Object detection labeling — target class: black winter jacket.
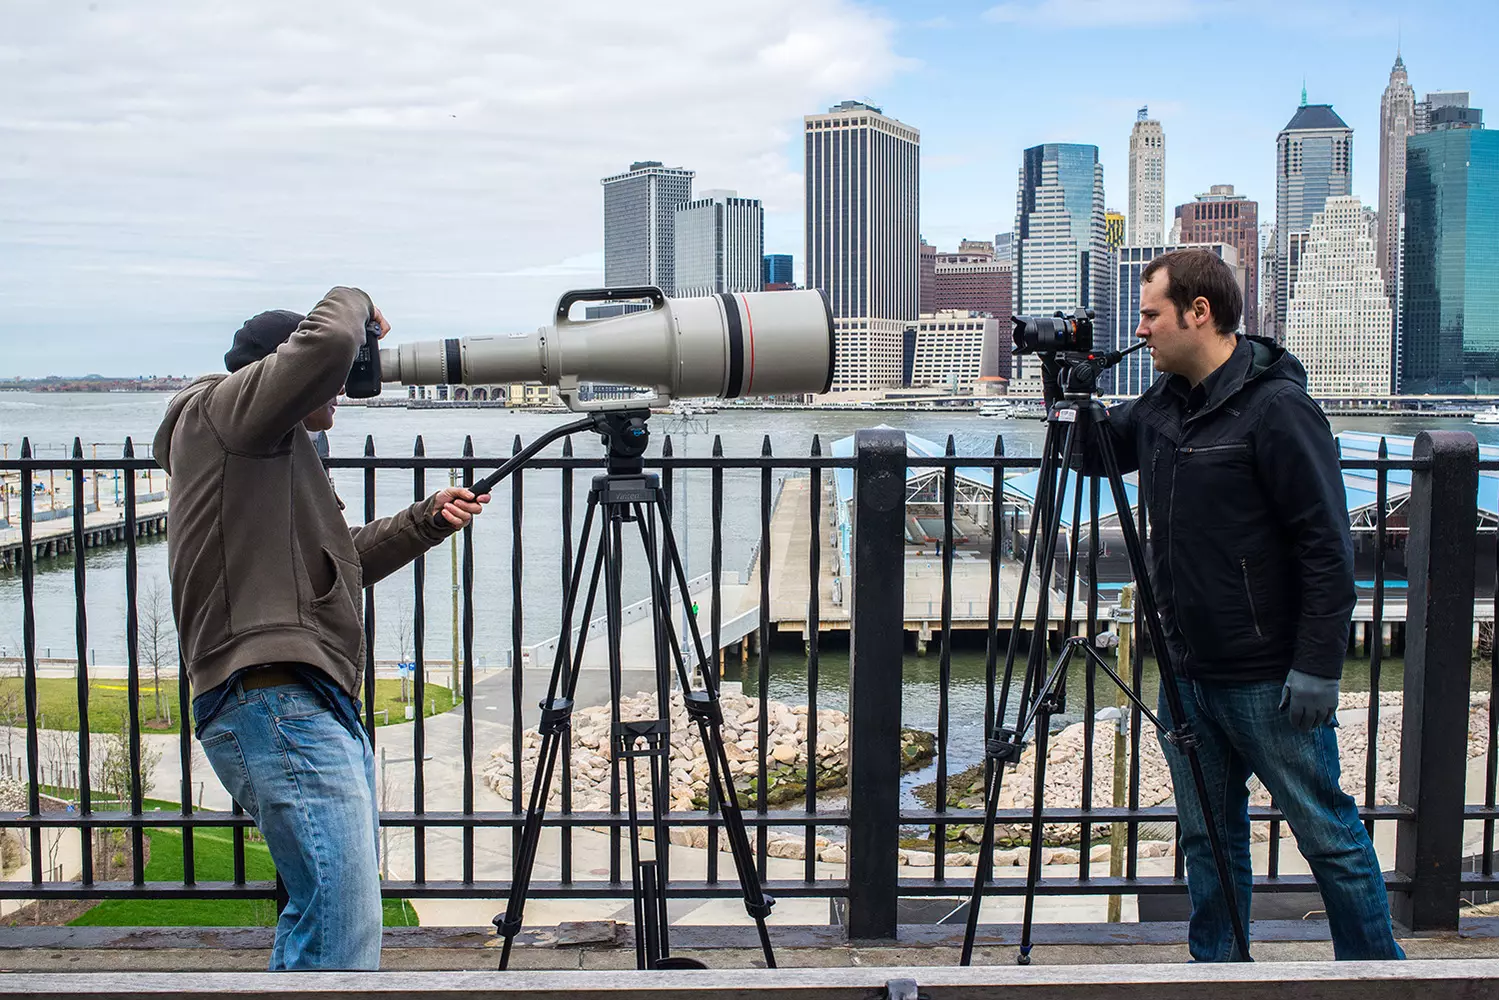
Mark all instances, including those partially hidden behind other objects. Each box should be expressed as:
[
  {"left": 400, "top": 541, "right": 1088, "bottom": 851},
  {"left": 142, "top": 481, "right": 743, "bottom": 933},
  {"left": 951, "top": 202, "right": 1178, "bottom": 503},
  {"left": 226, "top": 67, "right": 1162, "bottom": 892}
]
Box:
[{"left": 1085, "top": 335, "right": 1354, "bottom": 683}]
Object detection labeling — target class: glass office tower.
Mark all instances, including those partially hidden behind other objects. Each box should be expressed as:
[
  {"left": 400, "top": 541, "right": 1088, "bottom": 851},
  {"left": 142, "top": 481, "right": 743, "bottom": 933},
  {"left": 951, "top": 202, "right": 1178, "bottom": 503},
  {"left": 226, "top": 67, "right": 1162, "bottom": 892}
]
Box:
[{"left": 1401, "top": 127, "right": 1499, "bottom": 394}]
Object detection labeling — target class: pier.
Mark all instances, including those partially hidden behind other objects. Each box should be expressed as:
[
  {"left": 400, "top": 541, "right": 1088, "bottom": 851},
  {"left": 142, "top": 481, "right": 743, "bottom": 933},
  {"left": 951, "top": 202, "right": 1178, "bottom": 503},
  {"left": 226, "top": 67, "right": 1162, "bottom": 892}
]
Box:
[{"left": 0, "top": 468, "right": 168, "bottom": 570}]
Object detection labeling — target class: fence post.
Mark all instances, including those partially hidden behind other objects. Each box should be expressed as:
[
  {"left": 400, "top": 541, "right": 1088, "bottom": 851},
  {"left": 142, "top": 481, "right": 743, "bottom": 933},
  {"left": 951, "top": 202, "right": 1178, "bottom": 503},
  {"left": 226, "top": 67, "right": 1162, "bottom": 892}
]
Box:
[
  {"left": 847, "top": 428, "right": 906, "bottom": 940},
  {"left": 1394, "top": 430, "right": 1479, "bottom": 931}
]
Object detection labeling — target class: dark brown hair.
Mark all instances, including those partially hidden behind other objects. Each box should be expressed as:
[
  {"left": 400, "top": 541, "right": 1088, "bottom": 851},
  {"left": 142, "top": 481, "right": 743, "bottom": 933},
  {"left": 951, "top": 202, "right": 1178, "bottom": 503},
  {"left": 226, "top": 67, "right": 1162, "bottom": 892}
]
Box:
[{"left": 1141, "top": 248, "right": 1242, "bottom": 335}]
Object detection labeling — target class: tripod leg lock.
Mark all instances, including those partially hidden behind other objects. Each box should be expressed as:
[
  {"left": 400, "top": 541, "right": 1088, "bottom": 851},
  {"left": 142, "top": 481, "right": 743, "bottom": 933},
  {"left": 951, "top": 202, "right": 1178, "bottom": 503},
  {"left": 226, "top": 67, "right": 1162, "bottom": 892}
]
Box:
[
  {"left": 1164, "top": 725, "right": 1202, "bottom": 750},
  {"left": 538, "top": 697, "right": 574, "bottom": 736},
  {"left": 682, "top": 690, "right": 723, "bottom": 725},
  {"left": 985, "top": 727, "right": 1024, "bottom": 765},
  {"left": 744, "top": 893, "right": 776, "bottom": 920}
]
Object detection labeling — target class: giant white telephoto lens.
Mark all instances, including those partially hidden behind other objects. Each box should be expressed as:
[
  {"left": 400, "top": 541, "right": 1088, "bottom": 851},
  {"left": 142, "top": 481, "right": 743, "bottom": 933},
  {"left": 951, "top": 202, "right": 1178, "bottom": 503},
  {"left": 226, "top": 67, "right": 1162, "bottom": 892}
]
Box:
[{"left": 375, "top": 286, "right": 835, "bottom": 410}]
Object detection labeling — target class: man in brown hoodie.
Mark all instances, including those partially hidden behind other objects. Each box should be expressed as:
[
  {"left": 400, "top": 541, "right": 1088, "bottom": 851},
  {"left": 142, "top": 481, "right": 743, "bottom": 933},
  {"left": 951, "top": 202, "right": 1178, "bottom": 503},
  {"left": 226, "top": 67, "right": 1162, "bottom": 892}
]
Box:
[{"left": 155, "top": 287, "right": 488, "bottom": 970}]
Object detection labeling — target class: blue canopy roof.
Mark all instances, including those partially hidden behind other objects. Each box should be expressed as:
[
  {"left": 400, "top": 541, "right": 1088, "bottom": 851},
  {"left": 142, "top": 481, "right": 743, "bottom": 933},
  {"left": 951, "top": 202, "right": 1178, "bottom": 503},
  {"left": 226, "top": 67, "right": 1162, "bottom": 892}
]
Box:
[{"left": 1336, "top": 431, "right": 1499, "bottom": 519}]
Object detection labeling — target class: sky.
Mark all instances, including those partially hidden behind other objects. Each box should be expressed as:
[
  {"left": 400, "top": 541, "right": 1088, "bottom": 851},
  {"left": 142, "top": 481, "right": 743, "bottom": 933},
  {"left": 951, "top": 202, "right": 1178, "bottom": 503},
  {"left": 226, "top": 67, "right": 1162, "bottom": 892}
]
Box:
[{"left": 2, "top": 0, "right": 1495, "bottom": 377}]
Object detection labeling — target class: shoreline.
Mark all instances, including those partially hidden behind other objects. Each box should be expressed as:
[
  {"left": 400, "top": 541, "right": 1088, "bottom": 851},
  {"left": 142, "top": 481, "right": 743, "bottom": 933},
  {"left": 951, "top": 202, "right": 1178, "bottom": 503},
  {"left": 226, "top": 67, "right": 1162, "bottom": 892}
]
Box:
[{"left": 331, "top": 399, "right": 1499, "bottom": 419}]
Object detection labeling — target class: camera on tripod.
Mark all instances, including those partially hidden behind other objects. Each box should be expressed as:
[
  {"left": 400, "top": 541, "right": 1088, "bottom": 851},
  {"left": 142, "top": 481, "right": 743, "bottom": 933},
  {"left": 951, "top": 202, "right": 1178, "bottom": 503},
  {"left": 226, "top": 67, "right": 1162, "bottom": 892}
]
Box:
[
  {"left": 1010, "top": 308, "right": 1138, "bottom": 398},
  {"left": 1011, "top": 308, "right": 1095, "bottom": 355}
]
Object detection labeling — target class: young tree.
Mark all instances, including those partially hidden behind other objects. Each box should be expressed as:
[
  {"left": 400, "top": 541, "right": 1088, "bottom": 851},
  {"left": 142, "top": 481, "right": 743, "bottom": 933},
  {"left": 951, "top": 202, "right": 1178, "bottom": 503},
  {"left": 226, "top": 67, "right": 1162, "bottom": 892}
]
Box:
[
  {"left": 392, "top": 596, "right": 412, "bottom": 705},
  {"left": 90, "top": 712, "right": 162, "bottom": 881},
  {"left": 138, "top": 576, "right": 177, "bottom": 724}
]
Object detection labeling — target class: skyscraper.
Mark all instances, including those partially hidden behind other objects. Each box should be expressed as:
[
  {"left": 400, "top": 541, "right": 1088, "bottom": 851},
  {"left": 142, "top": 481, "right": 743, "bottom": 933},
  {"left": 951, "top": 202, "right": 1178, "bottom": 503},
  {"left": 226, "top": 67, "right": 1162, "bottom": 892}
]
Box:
[
  {"left": 1014, "top": 143, "right": 1108, "bottom": 394},
  {"left": 1128, "top": 109, "right": 1166, "bottom": 245},
  {"left": 805, "top": 100, "right": 920, "bottom": 390},
  {"left": 601, "top": 161, "right": 695, "bottom": 295},
  {"left": 1378, "top": 55, "right": 1415, "bottom": 326},
  {"left": 1175, "top": 185, "right": 1260, "bottom": 336},
  {"left": 1105, "top": 209, "right": 1126, "bottom": 251},
  {"left": 762, "top": 253, "right": 794, "bottom": 288},
  {"left": 1284, "top": 196, "right": 1392, "bottom": 397},
  {"left": 1402, "top": 116, "right": 1499, "bottom": 394},
  {"left": 673, "top": 190, "right": 764, "bottom": 298},
  {"left": 1270, "top": 94, "right": 1352, "bottom": 340}
]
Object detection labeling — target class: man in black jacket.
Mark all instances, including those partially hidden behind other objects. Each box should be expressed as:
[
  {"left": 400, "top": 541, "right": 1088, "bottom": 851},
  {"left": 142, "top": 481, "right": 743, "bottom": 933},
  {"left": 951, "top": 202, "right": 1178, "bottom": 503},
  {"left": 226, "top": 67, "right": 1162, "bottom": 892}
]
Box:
[{"left": 1082, "top": 247, "right": 1402, "bottom": 961}]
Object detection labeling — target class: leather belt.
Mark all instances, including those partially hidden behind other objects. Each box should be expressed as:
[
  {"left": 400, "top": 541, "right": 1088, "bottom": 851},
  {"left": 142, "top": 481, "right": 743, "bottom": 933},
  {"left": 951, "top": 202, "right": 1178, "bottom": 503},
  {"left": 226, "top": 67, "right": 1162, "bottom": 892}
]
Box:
[{"left": 240, "top": 664, "right": 304, "bottom": 690}]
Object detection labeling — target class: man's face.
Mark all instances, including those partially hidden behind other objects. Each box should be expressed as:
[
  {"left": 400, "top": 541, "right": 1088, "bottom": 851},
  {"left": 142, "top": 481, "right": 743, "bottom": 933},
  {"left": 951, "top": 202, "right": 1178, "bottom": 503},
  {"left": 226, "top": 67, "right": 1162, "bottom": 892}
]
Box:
[
  {"left": 303, "top": 396, "right": 337, "bottom": 432},
  {"left": 1135, "top": 270, "right": 1194, "bottom": 375}
]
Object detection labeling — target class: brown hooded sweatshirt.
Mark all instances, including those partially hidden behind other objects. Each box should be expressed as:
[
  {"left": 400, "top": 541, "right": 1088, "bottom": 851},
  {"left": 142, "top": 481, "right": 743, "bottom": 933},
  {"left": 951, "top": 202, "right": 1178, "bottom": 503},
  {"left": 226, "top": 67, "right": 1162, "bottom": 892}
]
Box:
[{"left": 154, "top": 286, "right": 452, "bottom": 700}]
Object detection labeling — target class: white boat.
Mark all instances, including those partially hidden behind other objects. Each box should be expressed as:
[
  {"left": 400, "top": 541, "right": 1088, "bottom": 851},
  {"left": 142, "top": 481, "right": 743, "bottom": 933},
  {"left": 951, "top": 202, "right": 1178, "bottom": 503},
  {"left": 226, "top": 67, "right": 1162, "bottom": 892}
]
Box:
[
  {"left": 977, "top": 400, "right": 1014, "bottom": 418},
  {"left": 1473, "top": 406, "right": 1499, "bottom": 425}
]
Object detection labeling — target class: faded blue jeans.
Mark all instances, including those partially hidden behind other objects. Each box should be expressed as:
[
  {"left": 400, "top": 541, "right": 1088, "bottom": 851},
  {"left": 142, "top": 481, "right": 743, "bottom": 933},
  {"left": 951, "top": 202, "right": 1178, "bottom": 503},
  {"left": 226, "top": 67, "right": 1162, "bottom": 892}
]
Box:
[
  {"left": 198, "top": 679, "right": 382, "bottom": 970},
  {"left": 1157, "top": 675, "right": 1404, "bottom": 962}
]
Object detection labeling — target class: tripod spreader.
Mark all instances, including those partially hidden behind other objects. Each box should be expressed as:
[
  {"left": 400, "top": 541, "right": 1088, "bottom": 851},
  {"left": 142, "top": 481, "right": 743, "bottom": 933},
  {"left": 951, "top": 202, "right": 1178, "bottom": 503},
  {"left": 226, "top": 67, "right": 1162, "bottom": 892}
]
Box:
[{"left": 984, "top": 728, "right": 1024, "bottom": 766}]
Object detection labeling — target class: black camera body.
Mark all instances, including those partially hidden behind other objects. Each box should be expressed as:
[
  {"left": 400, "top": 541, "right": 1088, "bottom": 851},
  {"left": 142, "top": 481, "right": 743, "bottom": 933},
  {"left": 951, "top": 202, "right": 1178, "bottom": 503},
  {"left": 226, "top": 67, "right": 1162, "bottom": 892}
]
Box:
[
  {"left": 1011, "top": 309, "right": 1095, "bottom": 355},
  {"left": 344, "top": 318, "right": 384, "bottom": 399}
]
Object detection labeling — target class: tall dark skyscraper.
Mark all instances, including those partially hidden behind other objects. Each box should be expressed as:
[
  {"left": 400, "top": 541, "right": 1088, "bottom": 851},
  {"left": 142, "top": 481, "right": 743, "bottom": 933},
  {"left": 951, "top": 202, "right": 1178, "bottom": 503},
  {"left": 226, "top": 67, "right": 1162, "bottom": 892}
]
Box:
[
  {"left": 804, "top": 100, "right": 920, "bottom": 390},
  {"left": 1270, "top": 96, "right": 1352, "bottom": 340},
  {"left": 1401, "top": 115, "right": 1499, "bottom": 394}
]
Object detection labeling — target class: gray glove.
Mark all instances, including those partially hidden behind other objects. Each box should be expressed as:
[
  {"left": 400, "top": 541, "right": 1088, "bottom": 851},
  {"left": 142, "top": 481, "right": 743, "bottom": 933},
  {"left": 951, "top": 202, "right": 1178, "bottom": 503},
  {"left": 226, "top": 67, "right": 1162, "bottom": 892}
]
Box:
[{"left": 1279, "top": 669, "right": 1339, "bottom": 731}]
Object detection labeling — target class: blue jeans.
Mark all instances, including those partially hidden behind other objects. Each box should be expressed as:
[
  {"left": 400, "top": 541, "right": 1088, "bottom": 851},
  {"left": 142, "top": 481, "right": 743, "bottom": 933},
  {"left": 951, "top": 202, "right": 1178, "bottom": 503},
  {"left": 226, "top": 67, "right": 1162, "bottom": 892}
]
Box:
[
  {"left": 198, "top": 679, "right": 382, "bottom": 970},
  {"left": 1156, "top": 675, "right": 1404, "bottom": 962}
]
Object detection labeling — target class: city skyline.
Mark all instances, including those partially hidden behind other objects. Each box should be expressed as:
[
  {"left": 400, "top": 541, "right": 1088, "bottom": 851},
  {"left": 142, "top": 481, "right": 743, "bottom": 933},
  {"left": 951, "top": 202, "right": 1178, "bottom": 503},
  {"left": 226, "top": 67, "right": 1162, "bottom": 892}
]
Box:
[{"left": 1, "top": 0, "right": 1495, "bottom": 376}]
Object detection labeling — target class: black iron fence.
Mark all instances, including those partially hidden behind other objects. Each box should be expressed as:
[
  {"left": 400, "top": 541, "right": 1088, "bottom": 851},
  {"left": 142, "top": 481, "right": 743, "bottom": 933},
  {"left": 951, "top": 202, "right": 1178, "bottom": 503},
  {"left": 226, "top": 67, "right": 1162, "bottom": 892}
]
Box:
[{"left": 0, "top": 428, "right": 1492, "bottom": 940}]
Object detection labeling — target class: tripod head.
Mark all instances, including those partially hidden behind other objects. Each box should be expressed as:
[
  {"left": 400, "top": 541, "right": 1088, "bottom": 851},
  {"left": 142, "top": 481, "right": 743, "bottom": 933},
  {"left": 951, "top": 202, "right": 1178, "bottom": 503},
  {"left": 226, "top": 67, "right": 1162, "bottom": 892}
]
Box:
[
  {"left": 1039, "top": 340, "right": 1149, "bottom": 400},
  {"left": 594, "top": 409, "right": 652, "bottom": 475}
]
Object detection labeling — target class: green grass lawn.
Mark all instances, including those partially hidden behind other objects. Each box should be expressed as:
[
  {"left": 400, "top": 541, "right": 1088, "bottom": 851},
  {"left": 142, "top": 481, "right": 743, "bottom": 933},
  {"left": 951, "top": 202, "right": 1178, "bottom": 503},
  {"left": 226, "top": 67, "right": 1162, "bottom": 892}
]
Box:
[
  {"left": 0, "top": 677, "right": 459, "bottom": 735},
  {"left": 69, "top": 822, "right": 418, "bottom": 928}
]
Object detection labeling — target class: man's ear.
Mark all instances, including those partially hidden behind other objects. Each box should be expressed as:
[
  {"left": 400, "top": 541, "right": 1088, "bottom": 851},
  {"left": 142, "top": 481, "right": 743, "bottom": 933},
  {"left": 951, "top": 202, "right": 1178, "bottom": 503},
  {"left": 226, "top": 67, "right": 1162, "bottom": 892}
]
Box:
[{"left": 1190, "top": 296, "right": 1213, "bottom": 330}]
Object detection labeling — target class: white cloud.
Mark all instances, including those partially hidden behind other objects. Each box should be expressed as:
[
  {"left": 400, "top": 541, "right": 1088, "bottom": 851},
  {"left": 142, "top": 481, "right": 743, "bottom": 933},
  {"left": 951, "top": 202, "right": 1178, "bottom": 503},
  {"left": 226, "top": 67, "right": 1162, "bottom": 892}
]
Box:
[{"left": 0, "top": 0, "right": 912, "bottom": 374}]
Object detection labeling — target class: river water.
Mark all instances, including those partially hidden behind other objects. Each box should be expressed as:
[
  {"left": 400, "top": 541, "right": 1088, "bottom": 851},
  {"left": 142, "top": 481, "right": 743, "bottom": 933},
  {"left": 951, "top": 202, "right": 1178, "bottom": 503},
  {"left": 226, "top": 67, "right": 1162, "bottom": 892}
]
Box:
[{"left": 2, "top": 392, "right": 1495, "bottom": 787}]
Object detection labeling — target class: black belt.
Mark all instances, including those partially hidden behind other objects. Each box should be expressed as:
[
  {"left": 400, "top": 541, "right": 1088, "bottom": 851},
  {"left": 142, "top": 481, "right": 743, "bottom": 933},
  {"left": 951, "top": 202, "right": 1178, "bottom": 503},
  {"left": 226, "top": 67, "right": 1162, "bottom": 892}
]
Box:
[{"left": 240, "top": 664, "right": 304, "bottom": 690}]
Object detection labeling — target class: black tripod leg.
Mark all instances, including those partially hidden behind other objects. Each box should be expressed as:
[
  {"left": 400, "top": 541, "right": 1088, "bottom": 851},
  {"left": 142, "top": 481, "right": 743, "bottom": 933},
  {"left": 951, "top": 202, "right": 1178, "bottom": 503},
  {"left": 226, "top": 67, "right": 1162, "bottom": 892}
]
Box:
[
  {"left": 959, "top": 728, "right": 1012, "bottom": 966},
  {"left": 1018, "top": 419, "right": 1081, "bottom": 722},
  {"left": 639, "top": 500, "right": 778, "bottom": 968},
  {"left": 495, "top": 497, "right": 601, "bottom": 970},
  {"left": 995, "top": 416, "right": 1062, "bottom": 728},
  {"left": 959, "top": 626, "right": 1079, "bottom": 965},
  {"left": 1095, "top": 429, "right": 1252, "bottom": 962},
  {"left": 622, "top": 736, "right": 649, "bottom": 968},
  {"left": 641, "top": 505, "right": 676, "bottom": 959},
  {"left": 1017, "top": 697, "right": 1057, "bottom": 966},
  {"left": 604, "top": 511, "right": 627, "bottom": 884}
]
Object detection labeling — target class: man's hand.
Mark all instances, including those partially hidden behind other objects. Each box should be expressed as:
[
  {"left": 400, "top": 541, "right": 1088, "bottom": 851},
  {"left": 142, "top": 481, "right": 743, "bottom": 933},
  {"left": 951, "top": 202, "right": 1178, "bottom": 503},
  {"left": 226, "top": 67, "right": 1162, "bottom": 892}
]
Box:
[
  {"left": 1279, "top": 669, "right": 1339, "bottom": 731},
  {"left": 370, "top": 304, "right": 391, "bottom": 339},
  {"left": 430, "top": 487, "right": 490, "bottom": 529}
]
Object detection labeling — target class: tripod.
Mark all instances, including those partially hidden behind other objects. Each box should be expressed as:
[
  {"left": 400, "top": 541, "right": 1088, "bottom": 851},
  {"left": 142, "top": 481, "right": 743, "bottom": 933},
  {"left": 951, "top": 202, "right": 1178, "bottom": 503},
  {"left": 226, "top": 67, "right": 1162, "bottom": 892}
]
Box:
[
  {"left": 490, "top": 410, "right": 776, "bottom": 971},
  {"left": 958, "top": 351, "right": 1251, "bottom": 965}
]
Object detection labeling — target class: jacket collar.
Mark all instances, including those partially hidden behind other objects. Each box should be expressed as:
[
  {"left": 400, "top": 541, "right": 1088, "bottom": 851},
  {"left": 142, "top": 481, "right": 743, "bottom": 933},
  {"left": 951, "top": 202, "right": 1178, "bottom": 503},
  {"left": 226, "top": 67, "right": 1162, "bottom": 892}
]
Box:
[{"left": 1163, "top": 335, "right": 1255, "bottom": 423}]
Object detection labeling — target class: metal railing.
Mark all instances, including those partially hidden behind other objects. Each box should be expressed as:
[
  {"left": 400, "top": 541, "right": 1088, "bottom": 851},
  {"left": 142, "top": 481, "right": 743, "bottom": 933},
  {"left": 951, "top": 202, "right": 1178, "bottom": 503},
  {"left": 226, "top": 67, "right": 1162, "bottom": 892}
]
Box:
[{"left": 0, "top": 429, "right": 1490, "bottom": 941}]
